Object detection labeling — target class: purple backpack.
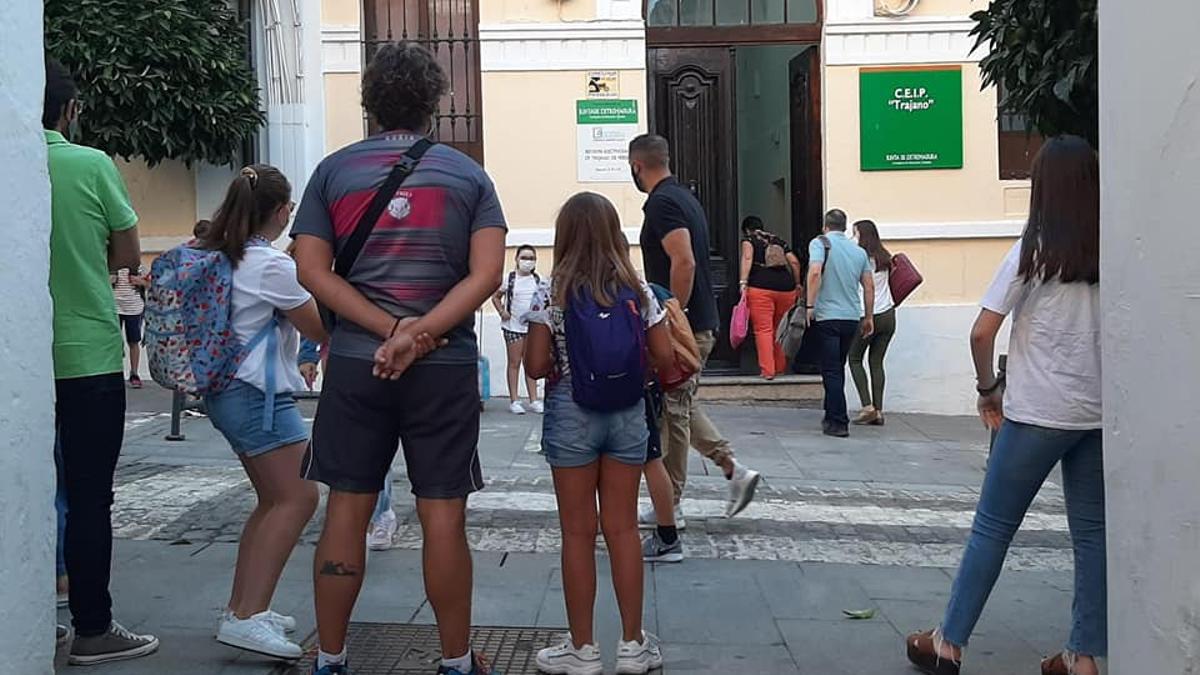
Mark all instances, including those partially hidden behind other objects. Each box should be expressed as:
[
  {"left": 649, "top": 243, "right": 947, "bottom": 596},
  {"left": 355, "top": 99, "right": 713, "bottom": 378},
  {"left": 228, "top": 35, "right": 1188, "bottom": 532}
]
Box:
[
  {"left": 563, "top": 286, "right": 647, "bottom": 412},
  {"left": 145, "top": 245, "right": 274, "bottom": 397}
]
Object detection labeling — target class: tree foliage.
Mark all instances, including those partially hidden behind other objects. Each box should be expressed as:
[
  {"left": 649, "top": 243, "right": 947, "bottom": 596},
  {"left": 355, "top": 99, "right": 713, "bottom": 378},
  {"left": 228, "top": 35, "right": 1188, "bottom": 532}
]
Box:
[
  {"left": 45, "top": 0, "right": 264, "bottom": 166},
  {"left": 970, "top": 0, "right": 1098, "bottom": 147}
]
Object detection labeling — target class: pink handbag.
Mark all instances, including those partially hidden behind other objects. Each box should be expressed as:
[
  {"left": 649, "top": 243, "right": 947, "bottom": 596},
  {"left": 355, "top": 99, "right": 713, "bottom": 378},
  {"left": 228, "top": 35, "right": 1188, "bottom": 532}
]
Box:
[{"left": 730, "top": 292, "right": 750, "bottom": 350}]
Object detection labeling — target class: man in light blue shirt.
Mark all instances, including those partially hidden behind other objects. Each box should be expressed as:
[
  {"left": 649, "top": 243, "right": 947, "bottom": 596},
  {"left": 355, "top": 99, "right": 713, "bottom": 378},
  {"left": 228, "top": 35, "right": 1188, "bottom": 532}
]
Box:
[{"left": 806, "top": 209, "right": 875, "bottom": 437}]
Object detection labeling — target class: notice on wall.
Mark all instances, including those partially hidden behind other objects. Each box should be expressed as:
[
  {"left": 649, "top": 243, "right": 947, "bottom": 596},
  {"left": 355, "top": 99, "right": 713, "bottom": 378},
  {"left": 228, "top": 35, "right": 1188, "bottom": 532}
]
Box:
[
  {"left": 586, "top": 70, "right": 620, "bottom": 99},
  {"left": 577, "top": 99, "right": 639, "bottom": 183},
  {"left": 859, "top": 66, "right": 963, "bottom": 171}
]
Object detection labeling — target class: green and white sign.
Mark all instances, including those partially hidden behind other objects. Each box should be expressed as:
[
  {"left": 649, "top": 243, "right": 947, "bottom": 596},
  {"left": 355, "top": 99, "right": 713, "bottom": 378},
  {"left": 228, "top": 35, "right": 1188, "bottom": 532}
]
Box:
[
  {"left": 577, "top": 99, "right": 639, "bottom": 183},
  {"left": 859, "top": 66, "right": 963, "bottom": 171}
]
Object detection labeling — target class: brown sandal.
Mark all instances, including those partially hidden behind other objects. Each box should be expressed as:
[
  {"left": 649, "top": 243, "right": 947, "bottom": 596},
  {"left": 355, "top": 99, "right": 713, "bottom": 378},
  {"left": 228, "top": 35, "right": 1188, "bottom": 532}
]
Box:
[
  {"left": 1042, "top": 651, "right": 1090, "bottom": 675},
  {"left": 906, "top": 629, "right": 961, "bottom": 675}
]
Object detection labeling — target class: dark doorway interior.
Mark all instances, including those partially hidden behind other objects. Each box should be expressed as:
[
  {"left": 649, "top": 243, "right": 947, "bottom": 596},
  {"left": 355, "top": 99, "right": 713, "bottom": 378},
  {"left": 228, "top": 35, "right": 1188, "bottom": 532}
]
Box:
[{"left": 648, "top": 43, "right": 822, "bottom": 374}]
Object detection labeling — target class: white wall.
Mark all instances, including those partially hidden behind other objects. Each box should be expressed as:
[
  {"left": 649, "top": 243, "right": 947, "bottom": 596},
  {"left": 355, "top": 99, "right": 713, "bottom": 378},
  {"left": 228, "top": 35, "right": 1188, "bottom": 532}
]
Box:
[
  {"left": 1100, "top": 0, "right": 1200, "bottom": 671},
  {"left": 0, "top": 0, "right": 57, "bottom": 670}
]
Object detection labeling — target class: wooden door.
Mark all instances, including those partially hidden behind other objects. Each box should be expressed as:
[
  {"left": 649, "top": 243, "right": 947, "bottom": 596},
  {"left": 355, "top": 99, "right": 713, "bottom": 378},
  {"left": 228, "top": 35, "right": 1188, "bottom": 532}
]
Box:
[
  {"left": 789, "top": 45, "right": 822, "bottom": 258},
  {"left": 649, "top": 47, "right": 740, "bottom": 371}
]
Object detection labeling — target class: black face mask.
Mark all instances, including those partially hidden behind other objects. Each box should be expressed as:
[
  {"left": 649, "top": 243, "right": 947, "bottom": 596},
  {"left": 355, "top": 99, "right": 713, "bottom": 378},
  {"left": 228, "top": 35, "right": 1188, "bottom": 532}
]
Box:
[{"left": 631, "top": 165, "right": 645, "bottom": 193}]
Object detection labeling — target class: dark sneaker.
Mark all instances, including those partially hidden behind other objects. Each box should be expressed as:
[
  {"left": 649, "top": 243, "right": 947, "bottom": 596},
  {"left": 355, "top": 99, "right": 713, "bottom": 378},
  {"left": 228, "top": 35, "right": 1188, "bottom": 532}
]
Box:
[
  {"left": 56, "top": 624, "right": 71, "bottom": 648},
  {"left": 314, "top": 664, "right": 354, "bottom": 674},
  {"left": 823, "top": 424, "right": 849, "bottom": 438},
  {"left": 641, "top": 531, "right": 684, "bottom": 563},
  {"left": 436, "top": 651, "right": 499, "bottom": 674},
  {"left": 129, "top": 374, "right": 143, "bottom": 389},
  {"left": 68, "top": 621, "right": 159, "bottom": 665}
]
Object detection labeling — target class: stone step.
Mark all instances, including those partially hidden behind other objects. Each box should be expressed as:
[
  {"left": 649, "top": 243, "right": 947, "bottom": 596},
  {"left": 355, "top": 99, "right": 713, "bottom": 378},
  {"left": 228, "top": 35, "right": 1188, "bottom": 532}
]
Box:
[{"left": 698, "top": 373, "right": 823, "bottom": 405}]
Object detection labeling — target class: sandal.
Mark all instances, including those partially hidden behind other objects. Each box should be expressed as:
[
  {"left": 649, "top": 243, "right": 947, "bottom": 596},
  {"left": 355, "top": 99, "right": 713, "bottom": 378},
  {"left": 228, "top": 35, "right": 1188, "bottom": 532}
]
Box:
[
  {"left": 1042, "top": 650, "right": 1090, "bottom": 675},
  {"left": 906, "top": 629, "right": 961, "bottom": 675}
]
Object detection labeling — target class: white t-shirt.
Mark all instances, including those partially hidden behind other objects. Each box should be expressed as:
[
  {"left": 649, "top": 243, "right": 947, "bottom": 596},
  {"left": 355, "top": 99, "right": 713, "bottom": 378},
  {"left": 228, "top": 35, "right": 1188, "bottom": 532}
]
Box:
[
  {"left": 230, "top": 245, "right": 312, "bottom": 394},
  {"left": 980, "top": 242, "right": 1101, "bottom": 430},
  {"left": 871, "top": 263, "right": 895, "bottom": 315},
  {"left": 113, "top": 266, "right": 147, "bottom": 315},
  {"left": 502, "top": 273, "right": 542, "bottom": 334}
]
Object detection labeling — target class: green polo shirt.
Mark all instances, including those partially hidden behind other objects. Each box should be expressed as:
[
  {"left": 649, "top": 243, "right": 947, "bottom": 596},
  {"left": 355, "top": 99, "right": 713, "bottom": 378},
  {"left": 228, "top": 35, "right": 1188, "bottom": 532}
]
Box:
[{"left": 46, "top": 130, "right": 139, "bottom": 379}]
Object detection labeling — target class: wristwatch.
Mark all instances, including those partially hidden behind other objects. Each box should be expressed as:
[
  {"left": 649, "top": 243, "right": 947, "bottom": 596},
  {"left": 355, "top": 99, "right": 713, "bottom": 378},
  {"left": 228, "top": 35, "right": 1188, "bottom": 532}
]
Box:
[{"left": 976, "top": 375, "right": 1005, "bottom": 395}]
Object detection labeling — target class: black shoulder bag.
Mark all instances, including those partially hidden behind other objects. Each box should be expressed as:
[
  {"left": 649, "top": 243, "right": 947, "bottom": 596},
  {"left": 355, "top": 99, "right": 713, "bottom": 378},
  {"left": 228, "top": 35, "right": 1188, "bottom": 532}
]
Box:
[{"left": 321, "top": 138, "right": 434, "bottom": 330}]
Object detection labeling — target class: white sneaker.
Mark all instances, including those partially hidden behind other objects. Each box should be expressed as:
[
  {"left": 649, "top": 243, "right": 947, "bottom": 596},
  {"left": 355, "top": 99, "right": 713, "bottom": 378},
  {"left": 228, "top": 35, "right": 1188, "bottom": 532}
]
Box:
[
  {"left": 510, "top": 401, "right": 527, "bottom": 415},
  {"left": 367, "top": 509, "right": 398, "bottom": 550},
  {"left": 216, "top": 612, "right": 303, "bottom": 660},
  {"left": 616, "top": 631, "right": 663, "bottom": 674},
  {"left": 262, "top": 610, "right": 296, "bottom": 634},
  {"left": 725, "top": 462, "right": 762, "bottom": 518},
  {"left": 529, "top": 399, "right": 545, "bottom": 414},
  {"left": 637, "top": 503, "right": 686, "bottom": 531},
  {"left": 536, "top": 637, "right": 602, "bottom": 675}
]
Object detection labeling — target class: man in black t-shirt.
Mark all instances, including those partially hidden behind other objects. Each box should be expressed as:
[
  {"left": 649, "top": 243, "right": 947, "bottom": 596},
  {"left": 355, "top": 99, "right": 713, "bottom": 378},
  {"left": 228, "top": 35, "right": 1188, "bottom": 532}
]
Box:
[{"left": 630, "top": 135, "right": 761, "bottom": 558}]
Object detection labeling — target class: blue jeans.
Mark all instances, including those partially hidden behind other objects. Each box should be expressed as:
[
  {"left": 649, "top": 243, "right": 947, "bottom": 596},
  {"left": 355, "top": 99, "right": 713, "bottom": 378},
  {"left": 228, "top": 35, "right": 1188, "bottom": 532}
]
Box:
[
  {"left": 372, "top": 469, "right": 393, "bottom": 523},
  {"left": 55, "top": 433, "right": 67, "bottom": 578},
  {"left": 814, "top": 320, "right": 859, "bottom": 427},
  {"left": 942, "top": 420, "right": 1107, "bottom": 656}
]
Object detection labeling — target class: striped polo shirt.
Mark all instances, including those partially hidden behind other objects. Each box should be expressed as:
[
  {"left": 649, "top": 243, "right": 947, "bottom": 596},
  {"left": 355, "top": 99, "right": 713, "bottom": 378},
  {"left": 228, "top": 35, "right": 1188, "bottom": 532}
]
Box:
[{"left": 291, "top": 132, "right": 507, "bottom": 365}]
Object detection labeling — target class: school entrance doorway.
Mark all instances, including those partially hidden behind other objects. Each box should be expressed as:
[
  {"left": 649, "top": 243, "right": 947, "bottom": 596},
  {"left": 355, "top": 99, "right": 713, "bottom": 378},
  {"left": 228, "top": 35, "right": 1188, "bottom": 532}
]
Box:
[{"left": 645, "top": 1, "right": 823, "bottom": 373}]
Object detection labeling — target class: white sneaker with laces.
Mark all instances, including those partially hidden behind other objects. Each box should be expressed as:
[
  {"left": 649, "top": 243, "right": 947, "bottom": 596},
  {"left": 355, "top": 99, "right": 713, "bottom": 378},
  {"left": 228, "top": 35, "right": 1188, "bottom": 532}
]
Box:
[
  {"left": 509, "top": 401, "right": 527, "bottom": 415},
  {"left": 216, "top": 612, "right": 303, "bottom": 660},
  {"left": 725, "top": 461, "right": 761, "bottom": 518},
  {"left": 616, "top": 631, "right": 663, "bottom": 674},
  {"left": 536, "top": 637, "right": 602, "bottom": 675},
  {"left": 367, "top": 508, "right": 398, "bottom": 550},
  {"left": 529, "top": 399, "right": 545, "bottom": 414},
  {"left": 637, "top": 503, "right": 686, "bottom": 531},
  {"left": 261, "top": 610, "right": 296, "bottom": 634}
]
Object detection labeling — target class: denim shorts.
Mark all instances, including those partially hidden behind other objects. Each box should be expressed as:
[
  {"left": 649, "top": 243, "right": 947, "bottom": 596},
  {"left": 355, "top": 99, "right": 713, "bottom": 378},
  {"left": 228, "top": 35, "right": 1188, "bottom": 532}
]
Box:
[
  {"left": 205, "top": 379, "right": 308, "bottom": 458},
  {"left": 541, "top": 379, "right": 649, "bottom": 468}
]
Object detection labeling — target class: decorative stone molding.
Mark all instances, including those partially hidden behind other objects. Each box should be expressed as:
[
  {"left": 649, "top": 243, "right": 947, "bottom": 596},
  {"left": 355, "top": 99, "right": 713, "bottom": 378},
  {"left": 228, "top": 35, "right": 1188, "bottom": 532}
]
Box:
[
  {"left": 825, "top": 16, "right": 982, "bottom": 66},
  {"left": 480, "top": 21, "right": 646, "bottom": 72},
  {"left": 321, "top": 25, "right": 362, "bottom": 74}
]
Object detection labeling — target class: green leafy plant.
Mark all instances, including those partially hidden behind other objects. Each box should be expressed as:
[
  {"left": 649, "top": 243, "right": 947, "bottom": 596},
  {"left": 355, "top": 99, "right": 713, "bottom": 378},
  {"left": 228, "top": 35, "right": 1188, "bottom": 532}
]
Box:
[
  {"left": 45, "top": 0, "right": 264, "bottom": 166},
  {"left": 970, "top": 0, "right": 1098, "bottom": 147}
]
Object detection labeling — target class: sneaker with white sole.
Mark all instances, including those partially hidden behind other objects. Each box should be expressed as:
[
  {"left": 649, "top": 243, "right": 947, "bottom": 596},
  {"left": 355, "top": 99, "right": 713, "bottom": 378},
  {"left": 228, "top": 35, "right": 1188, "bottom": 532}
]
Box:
[
  {"left": 509, "top": 401, "right": 527, "bottom": 415},
  {"left": 216, "top": 612, "right": 303, "bottom": 660},
  {"left": 68, "top": 620, "right": 159, "bottom": 666},
  {"left": 529, "top": 399, "right": 545, "bottom": 414},
  {"left": 263, "top": 609, "right": 297, "bottom": 634},
  {"left": 536, "top": 637, "right": 602, "bottom": 675},
  {"left": 641, "top": 530, "right": 684, "bottom": 563},
  {"left": 637, "top": 503, "right": 686, "bottom": 531},
  {"left": 367, "top": 509, "right": 398, "bottom": 550},
  {"left": 725, "top": 462, "right": 761, "bottom": 518},
  {"left": 616, "top": 631, "right": 663, "bottom": 674}
]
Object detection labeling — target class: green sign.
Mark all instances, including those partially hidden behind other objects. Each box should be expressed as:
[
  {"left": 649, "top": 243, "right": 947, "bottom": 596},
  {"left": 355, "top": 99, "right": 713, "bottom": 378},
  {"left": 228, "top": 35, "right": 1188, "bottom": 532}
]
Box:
[
  {"left": 859, "top": 66, "right": 963, "bottom": 171},
  {"left": 577, "top": 99, "right": 639, "bottom": 125}
]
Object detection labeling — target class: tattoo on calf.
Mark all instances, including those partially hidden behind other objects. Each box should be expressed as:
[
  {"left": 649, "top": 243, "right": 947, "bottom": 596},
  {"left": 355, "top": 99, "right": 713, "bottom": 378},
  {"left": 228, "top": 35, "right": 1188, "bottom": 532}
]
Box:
[{"left": 319, "top": 560, "right": 361, "bottom": 577}]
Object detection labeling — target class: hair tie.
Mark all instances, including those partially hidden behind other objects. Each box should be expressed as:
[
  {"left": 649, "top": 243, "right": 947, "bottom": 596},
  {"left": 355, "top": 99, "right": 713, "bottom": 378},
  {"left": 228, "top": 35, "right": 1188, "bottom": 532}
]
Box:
[{"left": 239, "top": 166, "right": 258, "bottom": 188}]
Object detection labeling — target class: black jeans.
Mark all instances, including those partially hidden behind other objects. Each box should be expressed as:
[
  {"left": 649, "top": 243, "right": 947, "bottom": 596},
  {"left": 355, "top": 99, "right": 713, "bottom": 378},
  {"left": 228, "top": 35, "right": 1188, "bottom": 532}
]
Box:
[
  {"left": 814, "top": 320, "right": 859, "bottom": 427},
  {"left": 57, "top": 373, "right": 126, "bottom": 636}
]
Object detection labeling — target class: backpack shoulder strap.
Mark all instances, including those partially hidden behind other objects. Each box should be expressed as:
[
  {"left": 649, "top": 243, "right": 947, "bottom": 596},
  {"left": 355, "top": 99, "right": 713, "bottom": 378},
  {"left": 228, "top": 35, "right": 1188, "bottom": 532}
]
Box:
[
  {"left": 505, "top": 270, "right": 517, "bottom": 311},
  {"left": 818, "top": 235, "right": 832, "bottom": 264},
  {"left": 334, "top": 138, "right": 435, "bottom": 278}
]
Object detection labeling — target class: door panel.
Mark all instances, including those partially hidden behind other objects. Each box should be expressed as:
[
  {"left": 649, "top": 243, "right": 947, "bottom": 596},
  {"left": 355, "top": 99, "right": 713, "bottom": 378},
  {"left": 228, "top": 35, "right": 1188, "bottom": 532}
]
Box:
[{"left": 649, "top": 47, "right": 741, "bottom": 371}]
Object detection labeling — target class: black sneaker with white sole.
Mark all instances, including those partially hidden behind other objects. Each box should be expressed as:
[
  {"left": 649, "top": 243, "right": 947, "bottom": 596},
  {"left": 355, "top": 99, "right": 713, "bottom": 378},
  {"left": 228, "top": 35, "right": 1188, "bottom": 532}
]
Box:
[{"left": 68, "top": 621, "right": 159, "bottom": 666}]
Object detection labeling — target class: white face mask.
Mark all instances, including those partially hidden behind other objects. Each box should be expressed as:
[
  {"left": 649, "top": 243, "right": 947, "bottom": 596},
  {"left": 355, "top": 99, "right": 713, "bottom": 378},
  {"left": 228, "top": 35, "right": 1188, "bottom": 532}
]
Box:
[{"left": 518, "top": 260, "right": 536, "bottom": 274}]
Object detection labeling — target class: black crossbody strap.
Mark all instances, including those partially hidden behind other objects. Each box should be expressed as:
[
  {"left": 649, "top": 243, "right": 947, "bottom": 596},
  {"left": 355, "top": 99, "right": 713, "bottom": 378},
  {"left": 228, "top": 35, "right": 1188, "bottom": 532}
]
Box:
[{"left": 334, "top": 138, "right": 434, "bottom": 278}]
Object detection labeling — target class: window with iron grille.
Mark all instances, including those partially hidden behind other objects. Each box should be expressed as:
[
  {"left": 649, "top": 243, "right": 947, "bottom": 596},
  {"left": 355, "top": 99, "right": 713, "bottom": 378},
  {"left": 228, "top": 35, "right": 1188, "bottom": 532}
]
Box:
[
  {"left": 362, "top": 0, "right": 483, "bottom": 164},
  {"left": 646, "top": 0, "right": 817, "bottom": 27}
]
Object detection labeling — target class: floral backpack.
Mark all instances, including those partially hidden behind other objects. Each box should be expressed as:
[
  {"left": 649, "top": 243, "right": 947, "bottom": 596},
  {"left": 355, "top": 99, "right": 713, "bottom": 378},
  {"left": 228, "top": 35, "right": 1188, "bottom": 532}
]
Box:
[{"left": 144, "top": 244, "right": 274, "bottom": 396}]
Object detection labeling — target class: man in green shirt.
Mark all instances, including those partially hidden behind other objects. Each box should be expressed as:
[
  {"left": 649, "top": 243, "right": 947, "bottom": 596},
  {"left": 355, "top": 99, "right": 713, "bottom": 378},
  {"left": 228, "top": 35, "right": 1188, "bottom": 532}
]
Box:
[{"left": 44, "top": 57, "right": 158, "bottom": 665}]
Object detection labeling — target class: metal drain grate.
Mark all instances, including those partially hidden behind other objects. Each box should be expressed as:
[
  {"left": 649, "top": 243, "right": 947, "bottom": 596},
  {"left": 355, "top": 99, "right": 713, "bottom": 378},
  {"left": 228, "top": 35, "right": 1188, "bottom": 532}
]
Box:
[{"left": 280, "top": 623, "right": 566, "bottom": 674}]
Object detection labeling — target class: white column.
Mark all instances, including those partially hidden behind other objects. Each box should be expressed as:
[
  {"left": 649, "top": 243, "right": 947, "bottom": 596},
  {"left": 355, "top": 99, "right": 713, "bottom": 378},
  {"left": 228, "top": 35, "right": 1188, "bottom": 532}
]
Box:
[
  {"left": 1100, "top": 0, "right": 1200, "bottom": 671},
  {"left": 0, "top": 0, "right": 57, "bottom": 671}
]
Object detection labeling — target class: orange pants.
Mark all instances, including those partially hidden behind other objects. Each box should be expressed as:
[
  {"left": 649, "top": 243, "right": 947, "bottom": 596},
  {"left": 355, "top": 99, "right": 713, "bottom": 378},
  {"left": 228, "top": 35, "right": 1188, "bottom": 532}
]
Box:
[{"left": 746, "top": 287, "right": 798, "bottom": 378}]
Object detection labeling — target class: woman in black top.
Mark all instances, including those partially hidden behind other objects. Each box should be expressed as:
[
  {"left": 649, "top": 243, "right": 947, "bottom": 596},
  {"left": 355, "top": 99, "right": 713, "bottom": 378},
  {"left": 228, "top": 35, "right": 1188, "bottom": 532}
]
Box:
[{"left": 737, "top": 216, "right": 803, "bottom": 379}]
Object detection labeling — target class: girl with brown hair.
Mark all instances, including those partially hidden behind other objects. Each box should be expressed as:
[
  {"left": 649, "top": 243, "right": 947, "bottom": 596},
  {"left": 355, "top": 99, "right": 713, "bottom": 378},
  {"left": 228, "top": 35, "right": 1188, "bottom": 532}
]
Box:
[
  {"left": 848, "top": 219, "right": 896, "bottom": 425},
  {"left": 524, "top": 192, "right": 674, "bottom": 674}
]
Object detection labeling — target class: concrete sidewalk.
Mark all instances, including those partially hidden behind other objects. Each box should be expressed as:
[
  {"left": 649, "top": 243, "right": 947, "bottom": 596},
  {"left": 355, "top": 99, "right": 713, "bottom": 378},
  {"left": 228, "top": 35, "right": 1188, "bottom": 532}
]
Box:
[{"left": 55, "top": 389, "right": 1081, "bottom": 674}]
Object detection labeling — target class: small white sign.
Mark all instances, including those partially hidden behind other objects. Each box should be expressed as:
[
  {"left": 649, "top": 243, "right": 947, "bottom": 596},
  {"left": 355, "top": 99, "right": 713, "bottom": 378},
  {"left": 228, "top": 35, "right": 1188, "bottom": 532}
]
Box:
[{"left": 576, "top": 100, "right": 640, "bottom": 183}]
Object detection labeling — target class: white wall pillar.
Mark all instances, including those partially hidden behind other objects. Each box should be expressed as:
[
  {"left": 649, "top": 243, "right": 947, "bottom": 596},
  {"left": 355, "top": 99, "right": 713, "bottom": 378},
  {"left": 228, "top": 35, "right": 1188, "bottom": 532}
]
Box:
[
  {"left": 1100, "top": 0, "right": 1200, "bottom": 671},
  {"left": 0, "top": 0, "right": 58, "bottom": 671}
]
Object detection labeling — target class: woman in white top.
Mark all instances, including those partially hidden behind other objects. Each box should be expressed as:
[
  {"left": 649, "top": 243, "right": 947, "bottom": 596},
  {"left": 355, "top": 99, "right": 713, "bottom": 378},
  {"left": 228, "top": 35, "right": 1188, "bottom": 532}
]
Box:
[
  {"left": 199, "top": 165, "right": 327, "bottom": 661},
  {"left": 848, "top": 220, "right": 896, "bottom": 425},
  {"left": 491, "top": 244, "right": 546, "bottom": 414},
  {"left": 111, "top": 265, "right": 149, "bottom": 387},
  {"left": 906, "top": 136, "right": 1104, "bottom": 675}
]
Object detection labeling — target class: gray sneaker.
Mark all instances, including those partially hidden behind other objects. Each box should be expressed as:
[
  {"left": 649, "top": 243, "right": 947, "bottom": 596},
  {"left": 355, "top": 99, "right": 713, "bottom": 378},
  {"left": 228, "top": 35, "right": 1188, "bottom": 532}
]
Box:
[
  {"left": 641, "top": 531, "right": 684, "bottom": 563},
  {"left": 68, "top": 621, "right": 159, "bottom": 666}
]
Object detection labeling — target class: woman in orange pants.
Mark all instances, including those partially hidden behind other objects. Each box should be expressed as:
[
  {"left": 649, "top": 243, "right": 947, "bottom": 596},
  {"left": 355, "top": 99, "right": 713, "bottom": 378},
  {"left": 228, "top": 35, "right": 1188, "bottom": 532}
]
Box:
[{"left": 738, "top": 217, "right": 803, "bottom": 379}]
